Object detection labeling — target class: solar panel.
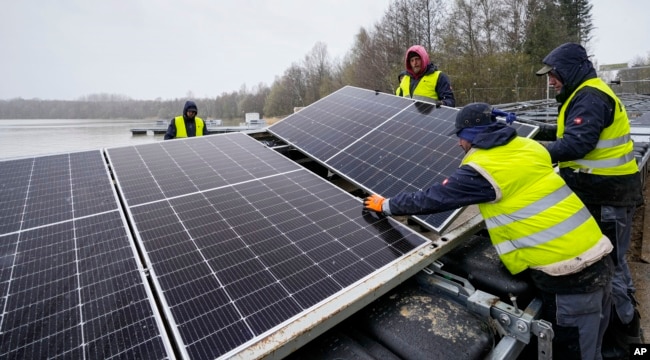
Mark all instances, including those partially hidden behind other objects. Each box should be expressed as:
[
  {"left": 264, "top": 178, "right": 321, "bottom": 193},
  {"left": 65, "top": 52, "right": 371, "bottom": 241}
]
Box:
[
  {"left": 269, "top": 86, "right": 538, "bottom": 232},
  {"left": 106, "top": 132, "right": 430, "bottom": 359},
  {"left": 0, "top": 151, "right": 173, "bottom": 359},
  {"left": 269, "top": 86, "right": 409, "bottom": 160}
]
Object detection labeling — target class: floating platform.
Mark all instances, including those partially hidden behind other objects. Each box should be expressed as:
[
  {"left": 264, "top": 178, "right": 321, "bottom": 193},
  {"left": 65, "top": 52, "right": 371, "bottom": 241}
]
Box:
[
  {"left": 130, "top": 128, "right": 167, "bottom": 135},
  {"left": 130, "top": 126, "right": 267, "bottom": 135}
]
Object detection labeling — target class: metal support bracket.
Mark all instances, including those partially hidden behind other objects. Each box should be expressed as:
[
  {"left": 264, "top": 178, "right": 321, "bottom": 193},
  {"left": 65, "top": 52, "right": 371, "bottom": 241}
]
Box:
[{"left": 417, "top": 264, "right": 554, "bottom": 359}]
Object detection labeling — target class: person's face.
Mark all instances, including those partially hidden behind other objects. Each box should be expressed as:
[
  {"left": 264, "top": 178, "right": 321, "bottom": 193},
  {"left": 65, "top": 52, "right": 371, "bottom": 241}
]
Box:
[
  {"left": 459, "top": 137, "right": 472, "bottom": 153},
  {"left": 186, "top": 110, "right": 197, "bottom": 118},
  {"left": 410, "top": 56, "right": 422, "bottom": 74},
  {"left": 548, "top": 72, "right": 563, "bottom": 93}
]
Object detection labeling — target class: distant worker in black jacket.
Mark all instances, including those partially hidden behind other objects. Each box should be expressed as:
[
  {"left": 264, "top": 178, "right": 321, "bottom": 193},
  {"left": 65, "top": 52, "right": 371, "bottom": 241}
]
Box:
[
  {"left": 164, "top": 100, "right": 207, "bottom": 140},
  {"left": 397, "top": 45, "right": 455, "bottom": 107}
]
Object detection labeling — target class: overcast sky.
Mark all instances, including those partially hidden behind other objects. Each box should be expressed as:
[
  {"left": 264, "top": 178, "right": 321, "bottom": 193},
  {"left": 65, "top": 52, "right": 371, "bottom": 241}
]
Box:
[{"left": 1, "top": 0, "right": 648, "bottom": 101}]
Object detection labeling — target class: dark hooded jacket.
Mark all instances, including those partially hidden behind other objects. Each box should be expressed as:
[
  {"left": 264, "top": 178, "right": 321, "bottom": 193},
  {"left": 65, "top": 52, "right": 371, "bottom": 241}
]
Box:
[
  {"left": 164, "top": 100, "right": 207, "bottom": 140},
  {"left": 540, "top": 43, "right": 641, "bottom": 206},
  {"left": 400, "top": 45, "right": 456, "bottom": 107}
]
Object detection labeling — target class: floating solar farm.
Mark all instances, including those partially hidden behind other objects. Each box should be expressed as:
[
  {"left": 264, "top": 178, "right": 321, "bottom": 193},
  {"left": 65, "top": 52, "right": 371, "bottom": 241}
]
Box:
[{"left": 0, "top": 86, "right": 538, "bottom": 359}]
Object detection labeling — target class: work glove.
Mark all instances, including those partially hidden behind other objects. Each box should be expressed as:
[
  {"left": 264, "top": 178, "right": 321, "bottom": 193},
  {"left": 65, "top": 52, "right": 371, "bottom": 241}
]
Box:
[
  {"left": 434, "top": 100, "right": 443, "bottom": 108},
  {"left": 363, "top": 194, "right": 386, "bottom": 213}
]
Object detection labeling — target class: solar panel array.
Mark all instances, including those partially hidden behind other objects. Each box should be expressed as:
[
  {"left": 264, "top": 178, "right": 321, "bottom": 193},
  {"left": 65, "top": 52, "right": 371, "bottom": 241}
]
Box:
[
  {"left": 0, "top": 151, "right": 172, "bottom": 359},
  {"left": 105, "top": 133, "right": 430, "bottom": 359},
  {"left": 269, "top": 86, "right": 539, "bottom": 232},
  {"left": 0, "top": 86, "right": 539, "bottom": 359}
]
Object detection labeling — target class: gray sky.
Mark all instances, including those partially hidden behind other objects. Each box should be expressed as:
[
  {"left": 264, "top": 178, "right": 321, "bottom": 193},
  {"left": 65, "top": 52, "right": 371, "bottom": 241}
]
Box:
[{"left": 1, "top": 0, "right": 648, "bottom": 101}]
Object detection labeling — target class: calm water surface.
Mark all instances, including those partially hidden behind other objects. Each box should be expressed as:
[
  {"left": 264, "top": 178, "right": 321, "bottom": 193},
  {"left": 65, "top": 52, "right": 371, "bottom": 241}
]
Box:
[{"left": 0, "top": 119, "right": 164, "bottom": 159}]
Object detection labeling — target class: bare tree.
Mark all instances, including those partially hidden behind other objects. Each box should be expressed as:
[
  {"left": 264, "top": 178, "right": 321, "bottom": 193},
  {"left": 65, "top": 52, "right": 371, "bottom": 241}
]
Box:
[{"left": 303, "top": 42, "right": 332, "bottom": 104}]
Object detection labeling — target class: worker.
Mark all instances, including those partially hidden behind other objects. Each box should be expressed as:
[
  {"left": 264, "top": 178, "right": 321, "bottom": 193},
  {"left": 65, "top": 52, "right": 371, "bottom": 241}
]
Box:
[
  {"left": 397, "top": 45, "right": 455, "bottom": 107},
  {"left": 536, "top": 42, "right": 643, "bottom": 359},
  {"left": 164, "top": 100, "right": 207, "bottom": 140},
  {"left": 363, "top": 102, "right": 614, "bottom": 359},
  {"left": 395, "top": 70, "right": 409, "bottom": 97}
]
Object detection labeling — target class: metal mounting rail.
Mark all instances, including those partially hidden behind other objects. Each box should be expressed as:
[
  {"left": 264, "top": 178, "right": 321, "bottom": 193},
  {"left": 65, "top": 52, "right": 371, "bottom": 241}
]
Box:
[{"left": 417, "top": 263, "right": 554, "bottom": 360}]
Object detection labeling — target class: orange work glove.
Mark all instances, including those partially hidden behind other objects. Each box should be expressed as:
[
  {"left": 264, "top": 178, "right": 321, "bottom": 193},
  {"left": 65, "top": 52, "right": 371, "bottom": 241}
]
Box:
[{"left": 363, "top": 194, "right": 386, "bottom": 213}]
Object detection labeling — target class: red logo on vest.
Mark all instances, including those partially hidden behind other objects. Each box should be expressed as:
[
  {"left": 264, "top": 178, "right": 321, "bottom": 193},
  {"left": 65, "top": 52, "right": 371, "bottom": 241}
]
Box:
[{"left": 573, "top": 117, "right": 583, "bottom": 125}]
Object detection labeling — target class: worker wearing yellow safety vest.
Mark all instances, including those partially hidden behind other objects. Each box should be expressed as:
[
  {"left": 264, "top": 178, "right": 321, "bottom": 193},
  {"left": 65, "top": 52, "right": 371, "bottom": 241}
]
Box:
[
  {"left": 536, "top": 42, "right": 643, "bottom": 359},
  {"left": 164, "top": 100, "right": 207, "bottom": 140},
  {"left": 395, "top": 70, "right": 409, "bottom": 97},
  {"left": 397, "top": 45, "right": 455, "bottom": 108},
  {"left": 363, "top": 102, "right": 614, "bottom": 359}
]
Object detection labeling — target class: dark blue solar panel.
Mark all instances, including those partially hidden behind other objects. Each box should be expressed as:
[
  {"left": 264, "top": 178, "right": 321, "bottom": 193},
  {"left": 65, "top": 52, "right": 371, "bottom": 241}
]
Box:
[
  {"left": 0, "top": 160, "right": 31, "bottom": 234},
  {"left": 269, "top": 86, "right": 410, "bottom": 160},
  {"left": 0, "top": 150, "right": 172, "bottom": 359},
  {"left": 107, "top": 133, "right": 303, "bottom": 206},
  {"left": 109, "top": 132, "right": 429, "bottom": 359},
  {"left": 270, "top": 87, "right": 538, "bottom": 232}
]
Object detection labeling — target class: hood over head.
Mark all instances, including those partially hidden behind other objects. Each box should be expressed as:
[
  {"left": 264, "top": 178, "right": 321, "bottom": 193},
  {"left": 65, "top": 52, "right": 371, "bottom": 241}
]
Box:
[
  {"left": 183, "top": 100, "right": 198, "bottom": 114},
  {"left": 536, "top": 43, "right": 597, "bottom": 99},
  {"left": 404, "top": 45, "right": 432, "bottom": 77}
]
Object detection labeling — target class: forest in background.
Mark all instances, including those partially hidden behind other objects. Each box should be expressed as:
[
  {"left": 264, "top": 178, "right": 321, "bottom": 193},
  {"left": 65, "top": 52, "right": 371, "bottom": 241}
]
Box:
[{"left": 1, "top": 0, "right": 649, "bottom": 121}]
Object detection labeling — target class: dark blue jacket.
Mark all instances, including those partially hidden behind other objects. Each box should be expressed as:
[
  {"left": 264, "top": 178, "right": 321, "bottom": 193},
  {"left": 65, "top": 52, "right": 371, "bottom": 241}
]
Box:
[
  {"left": 541, "top": 43, "right": 641, "bottom": 206},
  {"left": 164, "top": 100, "right": 208, "bottom": 140},
  {"left": 387, "top": 123, "right": 517, "bottom": 215}
]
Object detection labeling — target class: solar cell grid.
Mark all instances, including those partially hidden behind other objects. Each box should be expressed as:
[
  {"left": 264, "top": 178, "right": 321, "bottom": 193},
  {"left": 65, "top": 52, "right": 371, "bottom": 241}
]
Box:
[
  {"left": 0, "top": 150, "right": 173, "bottom": 359},
  {"left": 106, "top": 133, "right": 304, "bottom": 206},
  {"left": 327, "top": 103, "right": 464, "bottom": 231},
  {"left": 109, "top": 132, "right": 429, "bottom": 359},
  {"left": 269, "top": 86, "right": 411, "bottom": 160},
  {"left": 270, "top": 86, "right": 538, "bottom": 232},
  {"left": 0, "top": 159, "right": 32, "bottom": 234}
]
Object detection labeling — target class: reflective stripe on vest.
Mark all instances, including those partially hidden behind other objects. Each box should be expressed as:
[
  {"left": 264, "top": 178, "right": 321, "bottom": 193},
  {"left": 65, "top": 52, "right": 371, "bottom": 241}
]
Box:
[
  {"left": 492, "top": 195, "right": 593, "bottom": 255},
  {"left": 174, "top": 116, "right": 204, "bottom": 138},
  {"left": 463, "top": 136, "right": 603, "bottom": 274},
  {"left": 557, "top": 78, "right": 638, "bottom": 175},
  {"left": 400, "top": 70, "right": 441, "bottom": 101}
]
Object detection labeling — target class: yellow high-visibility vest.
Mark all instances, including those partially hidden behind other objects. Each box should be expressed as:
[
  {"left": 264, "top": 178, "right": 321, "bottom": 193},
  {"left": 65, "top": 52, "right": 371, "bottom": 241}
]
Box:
[
  {"left": 174, "top": 116, "right": 204, "bottom": 138},
  {"left": 462, "top": 136, "right": 603, "bottom": 274},
  {"left": 399, "top": 70, "right": 441, "bottom": 101},
  {"left": 556, "top": 78, "right": 638, "bottom": 175}
]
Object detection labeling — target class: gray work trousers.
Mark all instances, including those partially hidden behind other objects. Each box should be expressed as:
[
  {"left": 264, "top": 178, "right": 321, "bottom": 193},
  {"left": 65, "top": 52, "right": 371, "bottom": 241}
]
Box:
[
  {"left": 598, "top": 205, "right": 636, "bottom": 324},
  {"left": 541, "top": 283, "right": 612, "bottom": 360}
]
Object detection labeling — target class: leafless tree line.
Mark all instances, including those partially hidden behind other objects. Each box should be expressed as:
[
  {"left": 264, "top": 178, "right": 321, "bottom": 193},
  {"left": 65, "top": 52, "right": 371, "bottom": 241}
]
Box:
[{"left": 5, "top": 0, "right": 649, "bottom": 120}]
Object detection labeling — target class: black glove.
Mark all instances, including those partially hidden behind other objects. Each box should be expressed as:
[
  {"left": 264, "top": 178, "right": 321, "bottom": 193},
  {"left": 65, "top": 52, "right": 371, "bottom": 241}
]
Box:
[{"left": 434, "top": 100, "right": 443, "bottom": 108}]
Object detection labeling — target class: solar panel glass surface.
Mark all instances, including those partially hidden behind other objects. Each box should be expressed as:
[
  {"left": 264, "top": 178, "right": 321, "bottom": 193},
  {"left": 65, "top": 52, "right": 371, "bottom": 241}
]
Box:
[
  {"left": 269, "top": 86, "right": 538, "bottom": 232},
  {"left": 107, "top": 133, "right": 429, "bottom": 359},
  {"left": 0, "top": 151, "right": 173, "bottom": 359}
]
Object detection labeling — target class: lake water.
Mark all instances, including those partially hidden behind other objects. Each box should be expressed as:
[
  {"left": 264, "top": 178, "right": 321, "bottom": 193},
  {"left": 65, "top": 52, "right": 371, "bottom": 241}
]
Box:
[{"left": 0, "top": 119, "right": 165, "bottom": 160}]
